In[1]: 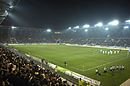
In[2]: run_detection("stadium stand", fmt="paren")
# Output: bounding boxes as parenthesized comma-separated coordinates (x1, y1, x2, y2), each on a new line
(0, 25, 130, 48)
(0, 45, 74, 86)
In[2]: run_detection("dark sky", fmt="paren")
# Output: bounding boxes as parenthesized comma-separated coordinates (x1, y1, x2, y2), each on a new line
(2, 0, 130, 30)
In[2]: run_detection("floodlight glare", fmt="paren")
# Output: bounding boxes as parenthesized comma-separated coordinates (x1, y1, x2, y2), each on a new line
(125, 20, 130, 23)
(5, 10, 8, 16)
(74, 26, 79, 29)
(85, 29, 88, 32)
(9, 5, 14, 9)
(11, 26, 16, 29)
(46, 29, 51, 32)
(83, 24, 90, 28)
(68, 27, 71, 30)
(108, 20, 119, 26)
(95, 22, 103, 27)
(125, 20, 130, 24)
(123, 26, 129, 29)
(105, 27, 109, 31)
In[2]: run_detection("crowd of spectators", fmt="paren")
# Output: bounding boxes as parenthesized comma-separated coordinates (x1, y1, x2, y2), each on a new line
(0, 46, 72, 86)
(2, 37, 130, 48)
(0, 26, 130, 47)
(60, 38, 130, 47)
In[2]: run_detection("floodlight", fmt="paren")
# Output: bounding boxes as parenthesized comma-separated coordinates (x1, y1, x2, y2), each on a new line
(46, 29, 51, 32)
(94, 22, 103, 27)
(9, 5, 13, 9)
(108, 20, 119, 26)
(83, 24, 90, 28)
(68, 27, 71, 30)
(85, 29, 88, 32)
(105, 27, 109, 31)
(125, 20, 130, 23)
(74, 26, 79, 29)
(11, 26, 16, 29)
(123, 26, 129, 29)
(5, 10, 8, 16)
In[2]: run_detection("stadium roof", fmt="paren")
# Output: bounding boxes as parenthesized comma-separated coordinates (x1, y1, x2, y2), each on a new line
(0, 0, 19, 24)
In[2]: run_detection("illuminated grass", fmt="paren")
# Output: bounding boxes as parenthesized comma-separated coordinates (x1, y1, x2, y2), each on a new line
(9, 44, 130, 86)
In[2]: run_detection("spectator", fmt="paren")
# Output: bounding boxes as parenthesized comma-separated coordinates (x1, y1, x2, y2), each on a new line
(0, 46, 72, 86)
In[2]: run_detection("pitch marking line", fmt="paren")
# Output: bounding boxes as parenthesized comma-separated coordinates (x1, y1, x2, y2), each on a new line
(71, 57, 128, 72)
(82, 57, 128, 72)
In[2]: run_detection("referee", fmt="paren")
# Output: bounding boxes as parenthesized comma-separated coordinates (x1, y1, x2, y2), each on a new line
(64, 61, 67, 67)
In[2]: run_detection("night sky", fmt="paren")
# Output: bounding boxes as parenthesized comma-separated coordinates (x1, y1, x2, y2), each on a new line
(2, 0, 130, 30)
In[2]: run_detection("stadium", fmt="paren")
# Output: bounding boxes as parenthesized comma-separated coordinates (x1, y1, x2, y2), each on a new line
(0, 0, 130, 86)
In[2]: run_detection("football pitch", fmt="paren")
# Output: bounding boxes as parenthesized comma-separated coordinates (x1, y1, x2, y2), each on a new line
(9, 44, 130, 86)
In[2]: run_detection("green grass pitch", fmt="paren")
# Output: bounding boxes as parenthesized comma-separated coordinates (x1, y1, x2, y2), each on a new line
(9, 44, 130, 86)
